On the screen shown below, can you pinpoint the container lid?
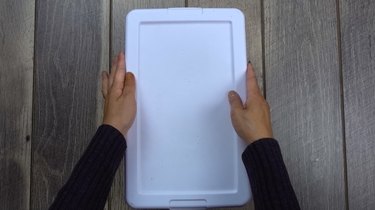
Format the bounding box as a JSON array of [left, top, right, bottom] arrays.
[[125, 8, 251, 209]]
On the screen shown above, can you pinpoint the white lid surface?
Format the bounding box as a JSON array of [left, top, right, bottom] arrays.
[[125, 8, 250, 209]]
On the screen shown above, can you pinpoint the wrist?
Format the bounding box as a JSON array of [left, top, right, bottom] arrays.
[[244, 134, 274, 145], [250, 137, 275, 144], [102, 122, 127, 136]]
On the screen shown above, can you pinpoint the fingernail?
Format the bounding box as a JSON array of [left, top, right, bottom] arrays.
[[228, 91, 235, 98], [126, 72, 133, 78]]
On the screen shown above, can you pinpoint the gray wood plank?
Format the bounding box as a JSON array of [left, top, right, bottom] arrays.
[[98, 2, 111, 210], [110, 2, 185, 209], [340, 0, 375, 209], [264, 0, 346, 209], [0, 0, 34, 209], [31, 0, 109, 209], [188, 0, 264, 93], [187, 1, 261, 209]]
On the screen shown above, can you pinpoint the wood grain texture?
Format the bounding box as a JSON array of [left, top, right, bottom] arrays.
[[264, 0, 346, 209], [187, 1, 260, 209], [188, 0, 264, 93], [340, 0, 375, 209], [0, 0, 34, 209], [31, 0, 109, 209], [99, 2, 111, 210], [110, 1, 185, 209]]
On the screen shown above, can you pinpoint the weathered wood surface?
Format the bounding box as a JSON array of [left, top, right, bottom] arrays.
[[0, 0, 34, 209], [340, 0, 375, 209], [109, 1, 185, 209], [264, 0, 346, 209], [31, 0, 109, 209], [1, 0, 375, 209]]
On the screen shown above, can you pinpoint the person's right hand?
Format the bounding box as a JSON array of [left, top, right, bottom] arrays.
[[228, 63, 273, 144]]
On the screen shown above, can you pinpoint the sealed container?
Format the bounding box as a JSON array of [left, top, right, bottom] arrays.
[[125, 8, 250, 209]]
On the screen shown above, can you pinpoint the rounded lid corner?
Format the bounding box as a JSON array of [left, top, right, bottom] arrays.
[[238, 192, 252, 206], [126, 9, 141, 21], [125, 193, 139, 209], [230, 8, 245, 20]]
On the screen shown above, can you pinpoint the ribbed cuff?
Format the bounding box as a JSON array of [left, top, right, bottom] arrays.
[[242, 138, 300, 210], [49, 124, 127, 210]]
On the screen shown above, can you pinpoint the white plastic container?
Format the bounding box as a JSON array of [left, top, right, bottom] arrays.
[[125, 8, 250, 209]]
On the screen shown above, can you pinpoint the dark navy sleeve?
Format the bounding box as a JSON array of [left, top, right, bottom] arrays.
[[49, 124, 126, 210], [242, 138, 300, 210]]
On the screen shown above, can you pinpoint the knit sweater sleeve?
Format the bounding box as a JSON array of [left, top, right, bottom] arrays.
[[242, 138, 300, 210], [49, 124, 127, 210]]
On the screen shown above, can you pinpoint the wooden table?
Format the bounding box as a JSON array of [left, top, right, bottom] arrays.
[[1, 0, 374, 209]]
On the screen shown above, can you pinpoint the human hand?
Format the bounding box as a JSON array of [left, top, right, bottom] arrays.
[[101, 52, 136, 136], [228, 63, 273, 144]]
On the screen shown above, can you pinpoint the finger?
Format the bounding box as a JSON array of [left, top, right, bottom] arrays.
[[246, 63, 261, 99], [112, 52, 126, 93], [101, 71, 109, 98], [111, 55, 117, 68], [117, 52, 125, 73], [228, 90, 244, 111], [109, 54, 119, 87], [123, 72, 136, 96], [123, 52, 127, 74]]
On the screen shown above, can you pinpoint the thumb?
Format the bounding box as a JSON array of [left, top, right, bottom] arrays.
[[123, 72, 136, 96], [228, 91, 244, 110]]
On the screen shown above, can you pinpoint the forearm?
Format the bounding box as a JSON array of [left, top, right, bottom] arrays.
[[49, 125, 126, 210], [242, 138, 300, 210]]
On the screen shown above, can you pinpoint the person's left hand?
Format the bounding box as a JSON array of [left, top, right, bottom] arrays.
[[102, 52, 136, 136]]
